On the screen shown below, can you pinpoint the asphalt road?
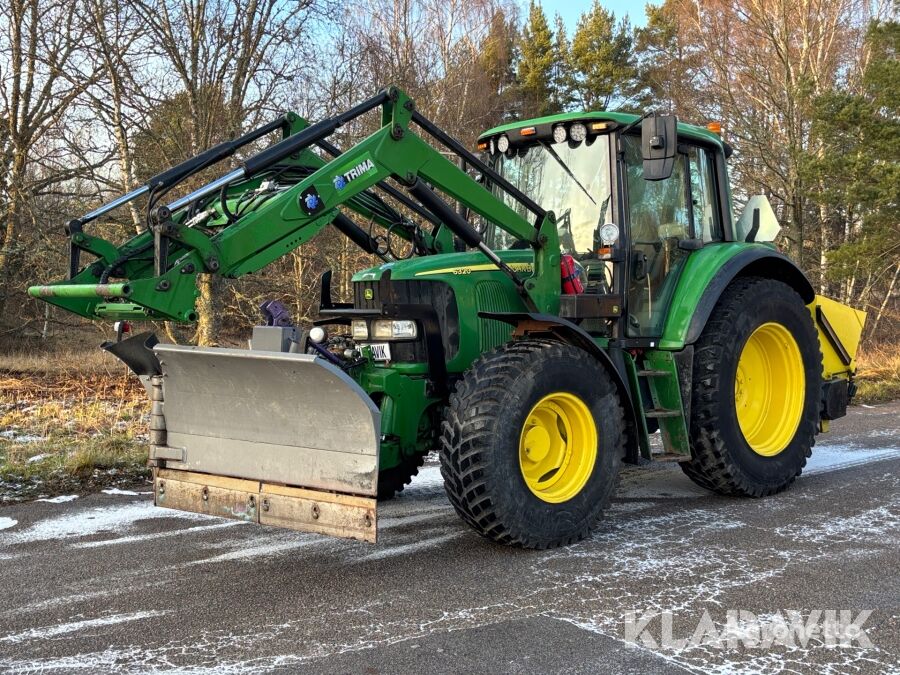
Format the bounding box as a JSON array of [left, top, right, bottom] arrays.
[[0, 402, 898, 674]]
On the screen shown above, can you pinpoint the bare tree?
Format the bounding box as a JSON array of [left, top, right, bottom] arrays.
[[129, 0, 325, 345], [83, 0, 153, 233], [666, 0, 867, 274], [0, 0, 104, 313]]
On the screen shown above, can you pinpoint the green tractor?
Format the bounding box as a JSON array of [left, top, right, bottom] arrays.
[[30, 87, 866, 548]]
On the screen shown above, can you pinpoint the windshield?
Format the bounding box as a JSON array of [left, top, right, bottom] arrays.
[[489, 135, 612, 255]]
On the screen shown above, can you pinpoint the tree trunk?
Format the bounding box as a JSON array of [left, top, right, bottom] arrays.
[[0, 155, 26, 317], [870, 263, 899, 335], [195, 274, 221, 346]]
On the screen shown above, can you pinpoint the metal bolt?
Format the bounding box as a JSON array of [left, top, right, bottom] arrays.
[[364, 514, 372, 528], [201, 486, 209, 501], [156, 280, 171, 291], [158, 481, 165, 495], [262, 498, 270, 512], [311, 504, 320, 520]]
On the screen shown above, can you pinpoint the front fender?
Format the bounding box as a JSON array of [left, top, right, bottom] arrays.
[[659, 243, 815, 350], [479, 311, 640, 462]]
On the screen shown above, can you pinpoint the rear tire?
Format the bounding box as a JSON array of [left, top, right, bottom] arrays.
[[439, 339, 625, 548], [681, 277, 821, 496]]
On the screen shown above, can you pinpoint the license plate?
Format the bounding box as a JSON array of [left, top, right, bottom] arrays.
[[368, 343, 391, 361]]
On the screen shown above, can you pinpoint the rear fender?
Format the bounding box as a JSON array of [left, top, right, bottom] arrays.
[[669, 247, 815, 348]]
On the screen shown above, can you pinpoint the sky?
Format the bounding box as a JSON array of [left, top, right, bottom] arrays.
[[535, 1, 659, 31]]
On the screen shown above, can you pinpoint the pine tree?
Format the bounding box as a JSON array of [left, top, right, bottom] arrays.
[[633, 1, 702, 117], [550, 12, 574, 112], [475, 9, 519, 125], [517, 1, 557, 117], [569, 1, 637, 111], [803, 20, 899, 330]]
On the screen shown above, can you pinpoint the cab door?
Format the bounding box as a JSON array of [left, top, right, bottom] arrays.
[[621, 136, 720, 337]]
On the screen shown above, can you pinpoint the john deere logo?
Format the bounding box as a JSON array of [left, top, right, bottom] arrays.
[[334, 155, 376, 190], [364, 289, 374, 300]]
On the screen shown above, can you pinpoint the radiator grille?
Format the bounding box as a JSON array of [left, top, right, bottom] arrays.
[[353, 279, 458, 362], [476, 280, 514, 352]]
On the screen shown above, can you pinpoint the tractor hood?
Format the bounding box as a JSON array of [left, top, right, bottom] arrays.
[[352, 249, 536, 283]]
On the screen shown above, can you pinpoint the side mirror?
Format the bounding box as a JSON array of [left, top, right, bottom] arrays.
[[641, 113, 677, 181]]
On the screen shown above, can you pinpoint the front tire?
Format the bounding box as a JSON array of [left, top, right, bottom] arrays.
[[439, 339, 626, 548], [681, 277, 822, 496]]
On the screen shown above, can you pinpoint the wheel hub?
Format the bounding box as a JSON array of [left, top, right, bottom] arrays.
[[518, 392, 598, 503], [734, 322, 806, 456]]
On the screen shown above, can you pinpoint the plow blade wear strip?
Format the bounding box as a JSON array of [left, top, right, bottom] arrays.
[[155, 469, 377, 543], [152, 344, 380, 501]]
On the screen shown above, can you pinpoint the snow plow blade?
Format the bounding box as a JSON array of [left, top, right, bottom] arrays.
[[149, 345, 380, 543]]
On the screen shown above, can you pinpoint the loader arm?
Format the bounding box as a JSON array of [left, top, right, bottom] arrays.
[[30, 87, 560, 321]]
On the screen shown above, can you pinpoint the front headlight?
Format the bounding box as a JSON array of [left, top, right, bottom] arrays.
[[372, 319, 417, 340], [351, 320, 369, 340]]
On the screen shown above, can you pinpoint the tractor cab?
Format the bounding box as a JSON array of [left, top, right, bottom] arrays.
[[478, 113, 732, 340]]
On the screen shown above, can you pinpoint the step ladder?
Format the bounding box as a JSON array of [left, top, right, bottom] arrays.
[[630, 352, 691, 461]]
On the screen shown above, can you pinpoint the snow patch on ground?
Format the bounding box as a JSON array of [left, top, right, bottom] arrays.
[[357, 531, 464, 562], [405, 464, 444, 493], [0, 611, 165, 644], [0, 518, 17, 531], [35, 495, 79, 503], [187, 534, 321, 565], [804, 444, 900, 475], [0, 501, 214, 545], [0, 430, 47, 443], [73, 521, 243, 549], [100, 488, 148, 496], [379, 509, 450, 529], [27, 454, 50, 463], [774, 505, 900, 545]]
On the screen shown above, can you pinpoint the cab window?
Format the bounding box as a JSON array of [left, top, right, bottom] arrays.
[[687, 146, 722, 242]]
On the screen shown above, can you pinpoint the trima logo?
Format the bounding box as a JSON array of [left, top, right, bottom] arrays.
[[333, 156, 376, 190]]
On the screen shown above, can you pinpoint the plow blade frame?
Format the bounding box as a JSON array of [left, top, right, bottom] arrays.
[[150, 344, 380, 541]]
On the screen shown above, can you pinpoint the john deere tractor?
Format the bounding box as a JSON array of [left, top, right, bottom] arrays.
[[30, 87, 866, 548]]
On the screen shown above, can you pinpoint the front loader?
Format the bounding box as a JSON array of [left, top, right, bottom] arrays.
[[30, 87, 866, 548]]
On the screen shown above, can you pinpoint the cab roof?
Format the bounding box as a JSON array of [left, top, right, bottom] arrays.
[[478, 110, 727, 153]]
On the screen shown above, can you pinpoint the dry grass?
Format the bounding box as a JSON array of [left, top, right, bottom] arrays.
[[0, 352, 149, 502], [0, 347, 125, 376], [855, 344, 900, 404]]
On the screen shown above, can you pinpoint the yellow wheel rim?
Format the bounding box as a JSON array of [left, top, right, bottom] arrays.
[[734, 322, 806, 457], [518, 392, 598, 503]]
